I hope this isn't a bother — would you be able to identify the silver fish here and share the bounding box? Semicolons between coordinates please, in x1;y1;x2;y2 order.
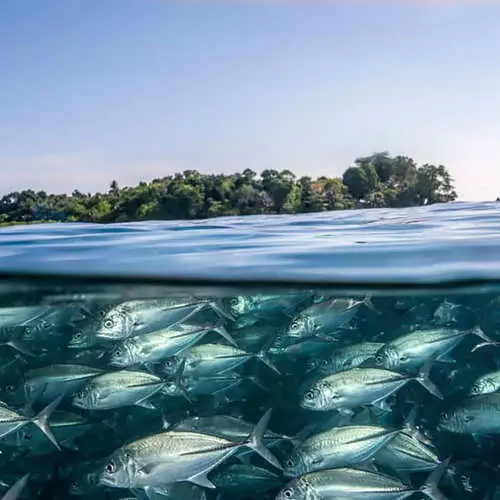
306;342;384;375
275;461;449;500
72;370;167;410
373;326;489;371
284;425;400;477
286;297;375;340
438;393;500;435
99;409;281;489
300;365;442;412
96;298;232;341
162;343;279;377
109;323;236;368
23;364;103;405
468;369;500;396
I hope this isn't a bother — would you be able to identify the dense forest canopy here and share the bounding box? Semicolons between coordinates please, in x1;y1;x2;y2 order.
0;153;457;225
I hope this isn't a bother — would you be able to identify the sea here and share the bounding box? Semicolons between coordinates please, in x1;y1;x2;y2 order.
0;201;499;499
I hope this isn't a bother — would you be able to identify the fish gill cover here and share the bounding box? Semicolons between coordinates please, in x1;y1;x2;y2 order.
0;203;498;498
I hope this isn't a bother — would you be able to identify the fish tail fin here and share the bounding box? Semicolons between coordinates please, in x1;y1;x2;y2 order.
213;325;237;347
419;458;451;500
245;409;282;470
415;359;443;399
209;301;235;322
255;349;281;375
470;327;499;352
31;395;63;451
470;326;493;343
2;473;30;500
363;295;380;314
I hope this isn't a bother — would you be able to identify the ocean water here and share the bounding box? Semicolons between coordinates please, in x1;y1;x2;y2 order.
0;202;499;499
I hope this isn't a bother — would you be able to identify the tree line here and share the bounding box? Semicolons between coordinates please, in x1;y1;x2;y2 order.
0;152;457;225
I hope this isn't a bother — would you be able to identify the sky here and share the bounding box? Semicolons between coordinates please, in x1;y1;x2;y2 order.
1;1;500;201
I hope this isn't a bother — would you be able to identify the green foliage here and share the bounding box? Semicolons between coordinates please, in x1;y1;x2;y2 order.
0;153;457;224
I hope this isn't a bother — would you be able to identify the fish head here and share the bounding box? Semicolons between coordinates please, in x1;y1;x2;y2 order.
287;315;309;338
162;356;182;376
96;308;130;340
110;341;135;368
374;346;401;370
68;329;94;349
300;380;338;411
469;377;497;396
438;407;472;433
283;450;308;478
276;478;312;500
228;296;249;316
72;383;97;410
99;451;134;489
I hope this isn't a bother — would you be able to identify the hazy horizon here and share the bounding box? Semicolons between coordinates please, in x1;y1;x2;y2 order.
2;1;499;201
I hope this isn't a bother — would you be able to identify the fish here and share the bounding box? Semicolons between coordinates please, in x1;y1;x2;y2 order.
23;364;103;406
468;369;500;395
306;342;384;375
300;363;442;412
161;343;280;377
72;370;168;410
95;298;232;341
98;409;282;489
438;393;500;435
373;326;490;371
109;322;236;368
285;296;376;340
275;459;449;500
283;425;401;477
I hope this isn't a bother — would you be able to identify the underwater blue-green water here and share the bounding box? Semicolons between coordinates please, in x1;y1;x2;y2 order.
0;202;500;499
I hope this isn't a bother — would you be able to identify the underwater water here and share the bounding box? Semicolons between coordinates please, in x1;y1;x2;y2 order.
0;202;500;499
0;279;498;499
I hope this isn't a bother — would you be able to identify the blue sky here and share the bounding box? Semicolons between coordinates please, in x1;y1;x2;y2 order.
1;1;499;201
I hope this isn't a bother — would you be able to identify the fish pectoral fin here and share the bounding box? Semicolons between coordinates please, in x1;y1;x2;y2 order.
134;399;156;410
436;354;456;364
189;471;216;489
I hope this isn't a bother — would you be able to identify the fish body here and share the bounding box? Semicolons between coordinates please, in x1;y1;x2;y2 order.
99;410;281;489
300;367;441;412
72;370;166;410
438;393;500;435
286;297;369;340
110;323;234;368
307;342;383;375
374;327;487;371
24;364;103;404
469;369;500;395
284;425;400;477
276;467;432;500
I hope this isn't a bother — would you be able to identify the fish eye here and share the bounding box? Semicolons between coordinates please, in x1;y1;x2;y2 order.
305;390;315;400
74;332;82;339
285;458;294;468
283;488;294;498
23;432;32;440
5;384;14;393
321;359;328;367
104;318;115;329
464;415;475;423
399;355;408;361
441;411;448;420
165;359;175;368
113;348;122;356
290;320;300;331
230;298;240;306
105;461;116;474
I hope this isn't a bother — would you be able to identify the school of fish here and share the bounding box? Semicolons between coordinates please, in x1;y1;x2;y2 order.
0;285;500;499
